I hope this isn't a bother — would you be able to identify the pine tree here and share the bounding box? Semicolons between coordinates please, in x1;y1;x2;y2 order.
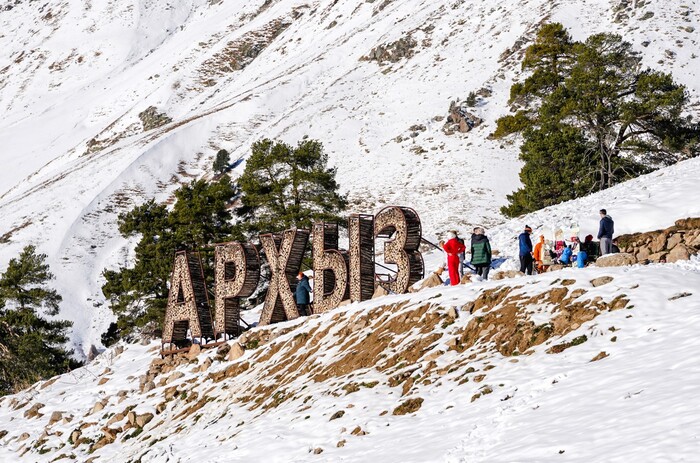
495;23;699;217
213;149;230;174
235;138;348;236
102;177;237;339
0;246;78;395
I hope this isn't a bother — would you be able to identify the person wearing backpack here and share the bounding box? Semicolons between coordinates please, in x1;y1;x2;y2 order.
470;227;492;280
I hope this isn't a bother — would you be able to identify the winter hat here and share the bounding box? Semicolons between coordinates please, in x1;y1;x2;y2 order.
524;225;532;232
447;231;457;239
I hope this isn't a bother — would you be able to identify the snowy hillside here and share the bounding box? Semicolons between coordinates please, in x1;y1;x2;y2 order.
1;252;699;461
1;0;700;353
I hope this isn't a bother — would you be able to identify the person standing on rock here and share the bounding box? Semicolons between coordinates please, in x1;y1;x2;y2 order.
598;209;615;255
295;272;312;316
470;227;492;280
519;226;534;275
443;231;466;286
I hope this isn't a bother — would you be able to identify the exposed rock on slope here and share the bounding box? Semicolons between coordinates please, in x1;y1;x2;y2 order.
616;217;700;264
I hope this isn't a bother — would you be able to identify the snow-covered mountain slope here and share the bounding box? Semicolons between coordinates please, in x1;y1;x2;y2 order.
1;256;699;462
1;0;700;353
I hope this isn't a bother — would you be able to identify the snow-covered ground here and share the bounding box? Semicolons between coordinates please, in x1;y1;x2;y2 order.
1;0;699;353
1;254;699;462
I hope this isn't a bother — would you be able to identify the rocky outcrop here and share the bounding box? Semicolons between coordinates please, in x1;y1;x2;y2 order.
443;101;483;134
364;35;417;63
616;218;700;264
138;106;172;131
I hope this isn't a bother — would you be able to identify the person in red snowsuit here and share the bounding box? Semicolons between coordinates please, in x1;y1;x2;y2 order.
443;231;466;286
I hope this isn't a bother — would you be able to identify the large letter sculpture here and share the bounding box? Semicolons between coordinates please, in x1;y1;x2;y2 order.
312;222;349;313
214;242;260;339
259;229;310;325
162;251;214;348
374;206;424;293
348;214;375;302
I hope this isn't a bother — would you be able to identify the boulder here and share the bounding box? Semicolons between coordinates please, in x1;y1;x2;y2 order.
447;307;458;320
413;273;443;292
106;413;125;426
675;217;700;229
48;411;63;425
197;358;213;372
186;343;201;360
590;276;614;287
667;244;692;263
90;401;105;415
666;233;683;250
689;232;700;248
492;270;524;280
24;403;44;419
87;345;101;361
648;252;668;263
459;273;472;284
635;246;651;262
227;343;245;361
101;427;118;443
651;232;668;254
372;284;389;299
165;371;185;385
595;253;636;267
135;413;154;428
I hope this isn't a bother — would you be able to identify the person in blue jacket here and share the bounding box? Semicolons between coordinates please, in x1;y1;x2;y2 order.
560;245;573;265
576;250;588;268
598;209;615;255
295;272;312;316
518;225;534;275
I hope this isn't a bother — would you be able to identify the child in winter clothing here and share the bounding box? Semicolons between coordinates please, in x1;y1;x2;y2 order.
533;235;546;273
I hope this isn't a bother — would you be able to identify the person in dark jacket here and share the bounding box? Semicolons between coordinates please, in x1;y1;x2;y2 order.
470;227;492;280
518;226;534;275
581;234;599;263
295;272;312;316
611;238;620;254
598;209;615;255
